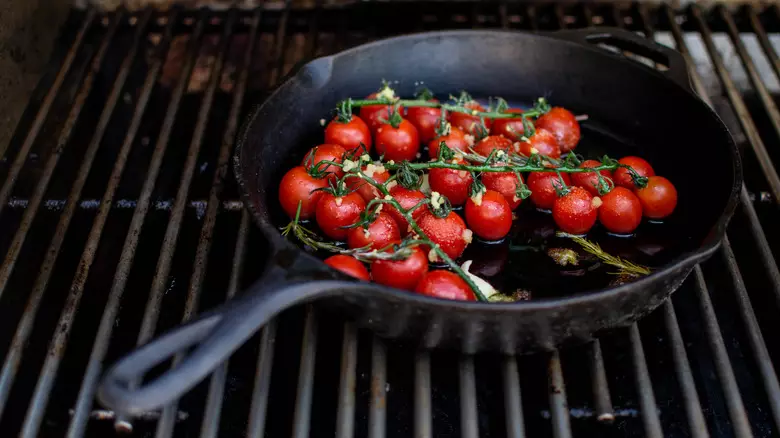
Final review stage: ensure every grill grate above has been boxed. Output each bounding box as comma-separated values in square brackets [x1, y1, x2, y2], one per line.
[1, 2, 780, 437]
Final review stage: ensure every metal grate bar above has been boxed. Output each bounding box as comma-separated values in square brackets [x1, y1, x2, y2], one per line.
[690, 5, 780, 203]
[336, 323, 358, 438]
[737, 186, 780, 303]
[748, 5, 780, 85]
[589, 340, 614, 422]
[547, 350, 571, 438]
[268, 0, 292, 86]
[629, 323, 663, 438]
[0, 11, 122, 303]
[459, 357, 479, 438]
[65, 12, 206, 436]
[292, 308, 318, 438]
[369, 336, 387, 438]
[414, 351, 432, 438]
[502, 357, 526, 438]
[245, 319, 277, 438]
[198, 9, 261, 437]
[0, 10, 96, 191]
[152, 10, 240, 438]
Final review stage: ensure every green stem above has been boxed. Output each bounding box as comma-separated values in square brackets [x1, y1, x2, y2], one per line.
[345, 98, 546, 120]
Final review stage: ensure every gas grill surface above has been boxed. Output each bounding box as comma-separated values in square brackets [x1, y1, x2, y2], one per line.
[1, 2, 780, 437]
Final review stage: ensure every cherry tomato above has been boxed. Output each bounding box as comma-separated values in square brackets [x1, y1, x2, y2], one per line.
[278, 166, 329, 220]
[324, 116, 372, 153]
[428, 125, 470, 159]
[570, 159, 612, 197]
[346, 163, 390, 202]
[414, 270, 476, 301]
[359, 92, 402, 133]
[482, 170, 523, 210]
[324, 255, 369, 281]
[371, 246, 429, 291]
[375, 119, 420, 162]
[302, 144, 347, 182]
[406, 100, 441, 144]
[527, 171, 571, 211]
[449, 101, 492, 136]
[534, 107, 581, 153]
[346, 212, 401, 250]
[598, 186, 643, 234]
[428, 156, 474, 206]
[552, 186, 599, 235]
[315, 192, 366, 240]
[465, 189, 512, 241]
[635, 176, 677, 219]
[513, 128, 561, 159]
[387, 186, 426, 235]
[613, 156, 655, 189]
[492, 108, 526, 140]
[417, 205, 471, 260]
[473, 135, 513, 157]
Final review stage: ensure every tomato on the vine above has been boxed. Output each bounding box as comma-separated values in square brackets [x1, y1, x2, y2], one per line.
[534, 107, 581, 153]
[514, 128, 561, 159]
[346, 211, 401, 250]
[316, 191, 366, 240]
[465, 189, 512, 241]
[527, 171, 571, 210]
[570, 159, 612, 197]
[428, 125, 470, 159]
[414, 270, 476, 301]
[482, 170, 523, 210]
[406, 99, 441, 144]
[417, 200, 471, 260]
[359, 92, 401, 133]
[324, 116, 372, 153]
[635, 176, 677, 219]
[613, 156, 655, 189]
[278, 166, 329, 220]
[346, 163, 390, 202]
[449, 101, 492, 136]
[552, 186, 600, 235]
[371, 246, 429, 291]
[492, 108, 526, 140]
[473, 135, 512, 158]
[387, 185, 427, 235]
[598, 186, 642, 234]
[375, 118, 420, 162]
[302, 144, 347, 182]
[324, 255, 369, 281]
[428, 156, 474, 206]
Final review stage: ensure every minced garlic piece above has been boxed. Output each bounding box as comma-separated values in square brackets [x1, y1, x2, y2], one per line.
[471, 110, 478, 116]
[319, 119, 326, 126]
[529, 147, 539, 155]
[375, 203, 384, 213]
[363, 228, 371, 238]
[470, 187, 485, 206]
[512, 142, 521, 153]
[360, 154, 371, 163]
[387, 160, 395, 166]
[592, 197, 603, 208]
[430, 191, 444, 209]
[496, 149, 506, 158]
[335, 197, 343, 206]
[457, 170, 468, 179]
[462, 229, 473, 244]
[464, 134, 475, 147]
[364, 163, 378, 178]
[342, 159, 357, 172]
[428, 248, 440, 263]
[377, 85, 396, 101]
[385, 180, 398, 191]
[384, 194, 393, 201]
[419, 174, 431, 195]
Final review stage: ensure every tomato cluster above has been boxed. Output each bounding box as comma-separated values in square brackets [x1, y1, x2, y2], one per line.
[278, 85, 678, 302]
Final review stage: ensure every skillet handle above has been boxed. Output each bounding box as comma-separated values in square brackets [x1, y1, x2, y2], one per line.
[97, 250, 354, 415]
[551, 27, 693, 91]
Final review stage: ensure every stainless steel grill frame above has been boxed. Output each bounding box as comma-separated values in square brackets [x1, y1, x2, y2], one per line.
[1, 2, 780, 437]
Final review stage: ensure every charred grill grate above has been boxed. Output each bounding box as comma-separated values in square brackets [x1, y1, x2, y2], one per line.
[1, 2, 780, 437]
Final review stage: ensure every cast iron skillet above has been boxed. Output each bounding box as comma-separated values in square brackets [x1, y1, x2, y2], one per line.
[98, 28, 741, 414]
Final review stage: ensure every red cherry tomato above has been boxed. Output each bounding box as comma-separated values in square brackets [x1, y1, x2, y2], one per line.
[513, 128, 561, 159]
[375, 119, 420, 162]
[613, 156, 655, 189]
[359, 92, 402, 133]
[302, 144, 347, 182]
[315, 192, 366, 240]
[473, 135, 512, 158]
[482, 170, 523, 210]
[635, 176, 678, 219]
[449, 101, 492, 136]
[346, 163, 391, 202]
[598, 187, 643, 234]
[492, 108, 526, 140]
[414, 270, 476, 301]
[465, 190, 512, 241]
[527, 171, 571, 211]
[428, 126, 470, 159]
[278, 166, 329, 220]
[534, 107, 581, 153]
[417, 206, 470, 260]
[324, 255, 369, 281]
[346, 212, 401, 250]
[571, 159, 612, 197]
[407, 100, 441, 144]
[552, 186, 599, 235]
[387, 186, 426, 236]
[324, 116, 372, 153]
[428, 156, 474, 206]
[371, 246, 429, 291]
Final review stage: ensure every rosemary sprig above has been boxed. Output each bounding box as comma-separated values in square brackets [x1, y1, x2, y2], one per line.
[558, 233, 651, 277]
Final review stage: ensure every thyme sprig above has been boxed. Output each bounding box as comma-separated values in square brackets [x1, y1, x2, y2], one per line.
[558, 233, 651, 277]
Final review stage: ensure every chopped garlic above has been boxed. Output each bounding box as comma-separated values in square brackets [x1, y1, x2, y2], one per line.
[363, 228, 371, 238]
[462, 229, 473, 244]
[375, 203, 384, 213]
[496, 149, 506, 158]
[387, 160, 395, 166]
[335, 197, 343, 206]
[364, 163, 378, 178]
[461, 260, 500, 300]
[385, 180, 398, 191]
[470, 187, 485, 206]
[430, 191, 443, 209]
[342, 159, 357, 172]
[512, 142, 521, 153]
[377, 85, 396, 101]
[592, 197, 603, 208]
[471, 110, 478, 116]
[529, 147, 539, 155]
[464, 134, 475, 147]
[416, 152, 422, 159]
[419, 173, 431, 195]
[360, 154, 371, 163]
[457, 170, 468, 179]
[428, 248, 440, 263]
[319, 118, 326, 126]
